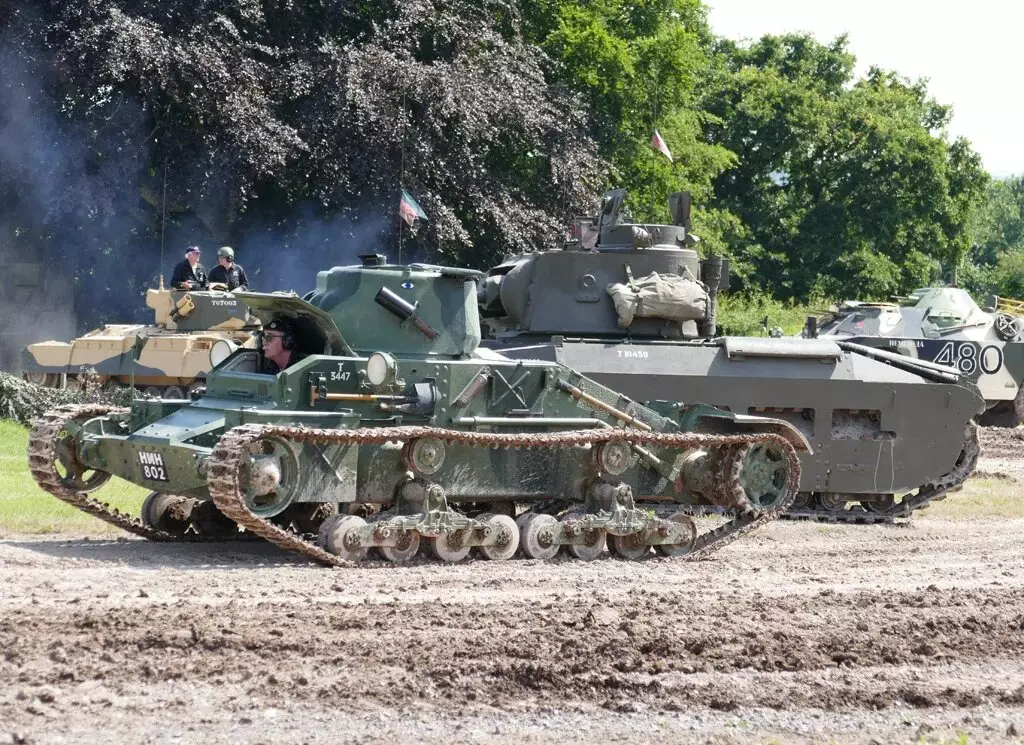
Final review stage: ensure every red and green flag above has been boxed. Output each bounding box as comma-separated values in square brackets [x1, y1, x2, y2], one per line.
[399, 189, 429, 227]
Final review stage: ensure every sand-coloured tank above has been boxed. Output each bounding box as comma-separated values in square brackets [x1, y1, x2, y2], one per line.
[476, 189, 984, 523]
[811, 288, 1024, 427]
[21, 286, 257, 398]
[28, 257, 812, 564]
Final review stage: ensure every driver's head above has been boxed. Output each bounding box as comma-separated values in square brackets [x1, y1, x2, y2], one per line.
[262, 317, 296, 354]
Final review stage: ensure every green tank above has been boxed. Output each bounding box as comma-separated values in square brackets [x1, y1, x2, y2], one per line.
[811, 289, 1024, 427]
[476, 189, 985, 524]
[21, 285, 257, 398]
[28, 257, 812, 564]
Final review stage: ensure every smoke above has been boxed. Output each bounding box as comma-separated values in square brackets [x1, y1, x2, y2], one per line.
[0, 12, 411, 376]
[225, 205, 392, 296]
[0, 23, 82, 371]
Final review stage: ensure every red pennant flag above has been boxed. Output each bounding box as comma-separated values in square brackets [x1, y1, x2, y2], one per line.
[651, 128, 673, 163]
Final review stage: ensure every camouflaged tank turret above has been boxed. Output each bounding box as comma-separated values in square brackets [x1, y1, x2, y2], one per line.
[27, 256, 814, 565]
[812, 288, 1024, 427]
[477, 189, 985, 524]
[21, 286, 257, 399]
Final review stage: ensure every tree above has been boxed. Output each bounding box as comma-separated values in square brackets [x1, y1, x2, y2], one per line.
[0, 0, 606, 328]
[701, 34, 988, 300]
[521, 0, 736, 230]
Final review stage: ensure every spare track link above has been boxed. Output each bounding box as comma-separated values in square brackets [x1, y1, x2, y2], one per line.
[207, 423, 802, 566]
[782, 421, 981, 525]
[27, 404, 203, 542]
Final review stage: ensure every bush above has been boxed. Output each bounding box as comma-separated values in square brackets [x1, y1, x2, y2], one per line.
[716, 291, 833, 337]
[0, 372, 131, 426]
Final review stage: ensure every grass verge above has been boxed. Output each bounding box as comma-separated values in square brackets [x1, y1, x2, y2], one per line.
[923, 475, 1024, 519]
[0, 418, 149, 535]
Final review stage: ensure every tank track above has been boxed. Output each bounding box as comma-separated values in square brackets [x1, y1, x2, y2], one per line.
[206, 423, 802, 565]
[27, 404, 225, 543]
[781, 421, 981, 525]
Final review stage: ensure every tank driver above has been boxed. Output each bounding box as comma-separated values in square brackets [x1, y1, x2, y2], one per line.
[260, 317, 306, 374]
[208, 246, 249, 291]
[170, 246, 208, 290]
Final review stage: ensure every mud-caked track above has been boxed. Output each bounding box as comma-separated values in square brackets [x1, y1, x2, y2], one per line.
[27, 405, 803, 566]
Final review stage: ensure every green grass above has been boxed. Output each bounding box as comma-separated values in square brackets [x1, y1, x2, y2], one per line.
[924, 475, 1024, 519]
[0, 419, 149, 535]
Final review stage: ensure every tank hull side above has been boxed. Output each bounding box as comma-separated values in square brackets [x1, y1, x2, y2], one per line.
[494, 339, 983, 496]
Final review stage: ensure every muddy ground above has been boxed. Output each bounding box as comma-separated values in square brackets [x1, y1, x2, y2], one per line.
[2, 431, 1024, 744]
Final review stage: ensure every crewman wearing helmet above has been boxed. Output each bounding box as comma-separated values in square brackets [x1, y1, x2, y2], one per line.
[207, 246, 249, 291]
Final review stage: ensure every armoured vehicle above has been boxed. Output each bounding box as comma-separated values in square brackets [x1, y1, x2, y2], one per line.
[28, 258, 813, 564]
[21, 286, 257, 398]
[477, 189, 985, 523]
[810, 288, 1024, 427]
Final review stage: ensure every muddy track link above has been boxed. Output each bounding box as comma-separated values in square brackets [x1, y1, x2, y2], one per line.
[28, 404, 223, 543]
[207, 423, 802, 566]
[781, 421, 981, 525]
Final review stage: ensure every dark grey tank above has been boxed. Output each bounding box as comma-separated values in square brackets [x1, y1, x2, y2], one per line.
[478, 189, 985, 523]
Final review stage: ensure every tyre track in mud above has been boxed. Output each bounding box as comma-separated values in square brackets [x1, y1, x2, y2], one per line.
[2, 585, 1024, 716]
[3, 515, 1024, 744]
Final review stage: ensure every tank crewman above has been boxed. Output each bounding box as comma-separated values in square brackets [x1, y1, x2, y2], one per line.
[169, 246, 208, 290]
[207, 246, 249, 291]
[260, 317, 306, 374]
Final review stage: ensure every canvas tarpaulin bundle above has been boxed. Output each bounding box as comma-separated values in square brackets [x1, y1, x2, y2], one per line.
[606, 270, 709, 327]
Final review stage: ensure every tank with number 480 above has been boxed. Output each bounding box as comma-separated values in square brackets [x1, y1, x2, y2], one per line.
[810, 288, 1024, 427]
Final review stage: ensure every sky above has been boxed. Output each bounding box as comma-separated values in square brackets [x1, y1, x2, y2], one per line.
[706, 0, 1022, 177]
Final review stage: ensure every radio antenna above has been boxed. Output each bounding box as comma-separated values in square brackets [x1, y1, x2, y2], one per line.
[159, 161, 168, 288]
[398, 88, 407, 265]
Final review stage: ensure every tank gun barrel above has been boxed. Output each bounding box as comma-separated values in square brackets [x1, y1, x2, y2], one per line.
[374, 287, 440, 340]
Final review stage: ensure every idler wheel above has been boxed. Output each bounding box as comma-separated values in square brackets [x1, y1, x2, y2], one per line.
[475, 514, 520, 561]
[52, 424, 111, 493]
[566, 530, 605, 561]
[23, 372, 63, 388]
[609, 532, 650, 561]
[816, 493, 847, 512]
[862, 495, 896, 514]
[378, 531, 421, 564]
[653, 512, 698, 558]
[190, 500, 237, 538]
[141, 492, 193, 536]
[317, 515, 368, 562]
[427, 532, 472, 563]
[243, 436, 301, 519]
[790, 492, 813, 511]
[519, 514, 560, 560]
[733, 443, 791, 512]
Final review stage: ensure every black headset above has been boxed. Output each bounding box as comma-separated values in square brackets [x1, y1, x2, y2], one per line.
[265, 320, 296, 351]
